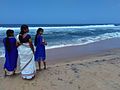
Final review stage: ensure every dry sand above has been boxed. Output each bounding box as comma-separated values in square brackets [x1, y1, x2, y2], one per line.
[0, 38, 120, 90]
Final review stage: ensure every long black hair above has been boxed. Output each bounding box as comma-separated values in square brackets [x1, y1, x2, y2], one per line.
[5, 29, 14, 52]
[19, 24, 29, 43]
[34, 28, 44, 46]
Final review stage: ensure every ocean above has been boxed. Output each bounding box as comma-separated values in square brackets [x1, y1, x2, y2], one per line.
[0, 24, 120, 57]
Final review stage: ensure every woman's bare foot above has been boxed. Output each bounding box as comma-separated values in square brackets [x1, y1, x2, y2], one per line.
[44, 66, 46, 70]
[37, 68, 42, 71]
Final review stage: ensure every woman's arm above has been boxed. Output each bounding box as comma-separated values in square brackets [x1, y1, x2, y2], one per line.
[42, 38, 47, 45]
[29, 39, 34, 54]
[16, 41, 21, 47]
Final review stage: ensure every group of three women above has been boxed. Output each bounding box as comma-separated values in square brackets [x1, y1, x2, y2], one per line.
[3, 25, 47, 80]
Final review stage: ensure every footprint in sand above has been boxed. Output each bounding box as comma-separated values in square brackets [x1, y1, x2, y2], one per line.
[58, 77, 63, 81]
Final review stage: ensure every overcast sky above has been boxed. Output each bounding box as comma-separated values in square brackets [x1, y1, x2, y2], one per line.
[0, 0, 120, 24]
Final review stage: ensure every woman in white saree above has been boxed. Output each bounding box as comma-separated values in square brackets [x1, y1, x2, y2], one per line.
[17, 25, 36, 79]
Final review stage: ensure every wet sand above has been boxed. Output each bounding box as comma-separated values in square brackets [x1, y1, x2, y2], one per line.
[46, 38, 120, 64]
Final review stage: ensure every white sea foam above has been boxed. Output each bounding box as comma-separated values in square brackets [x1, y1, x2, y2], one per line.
[46, 32, 120, 49]
[43, 24, 117, 29]
[0, 32, 120, 56]
[0, 48, 5, 58]
[0, 24, 119, 31]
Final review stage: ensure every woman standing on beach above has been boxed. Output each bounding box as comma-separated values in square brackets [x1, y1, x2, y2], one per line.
[16, 25, 36, 79]
[34, 28, 47, 70]
[3, 29, 18, 76]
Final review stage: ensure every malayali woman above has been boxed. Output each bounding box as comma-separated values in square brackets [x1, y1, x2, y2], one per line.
[3, 29, 18, 76]
[16, 25, 36, 79]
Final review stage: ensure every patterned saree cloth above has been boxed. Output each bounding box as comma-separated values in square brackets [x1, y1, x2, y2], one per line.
[16, 35, 36, 79]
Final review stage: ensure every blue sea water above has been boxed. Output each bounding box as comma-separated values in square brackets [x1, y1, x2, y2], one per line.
[0, 24, 120, 57]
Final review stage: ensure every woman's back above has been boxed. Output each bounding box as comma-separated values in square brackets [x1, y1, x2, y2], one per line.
[3, 31, 18, 74]
[19, 34, 31, 43]
[3, 37, 17, 53]
[17, 24, 36, 80]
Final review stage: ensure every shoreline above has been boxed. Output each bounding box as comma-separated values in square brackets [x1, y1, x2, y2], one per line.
[1, 38, 120, 65]
[46, 37, 120, 65]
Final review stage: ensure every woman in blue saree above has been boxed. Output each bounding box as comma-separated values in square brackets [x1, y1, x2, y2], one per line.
[34, 28, 47, 70]
[3, 29, 18, 76]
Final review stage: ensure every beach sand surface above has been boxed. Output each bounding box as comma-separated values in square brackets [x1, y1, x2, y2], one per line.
[0, 38, 120, 90]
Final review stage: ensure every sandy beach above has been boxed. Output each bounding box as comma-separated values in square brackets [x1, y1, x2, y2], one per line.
[1, 38, 120, 90]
